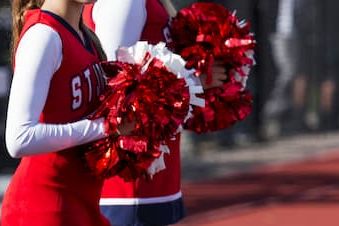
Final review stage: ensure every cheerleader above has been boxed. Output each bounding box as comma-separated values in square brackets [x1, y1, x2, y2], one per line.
[83, 1, 226, 225]
[1, 0, 131, 225]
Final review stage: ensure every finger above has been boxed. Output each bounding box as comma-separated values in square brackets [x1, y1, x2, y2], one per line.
[213, 67, 225, 73]
[213, 72, 227, 80]
[214, 80, 224, 87]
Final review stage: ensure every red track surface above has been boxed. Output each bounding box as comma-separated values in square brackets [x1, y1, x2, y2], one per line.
[178, 152, 339, 226]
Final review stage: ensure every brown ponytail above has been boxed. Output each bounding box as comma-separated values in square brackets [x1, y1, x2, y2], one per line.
[11, 0, 44, 58]
[11, 1, 106, 62]
[81, 22, 107, 61]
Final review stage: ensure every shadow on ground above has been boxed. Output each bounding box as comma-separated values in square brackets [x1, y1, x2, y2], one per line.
[182, 153, 339, 216]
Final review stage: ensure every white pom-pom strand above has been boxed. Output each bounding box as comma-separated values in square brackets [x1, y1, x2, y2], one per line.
[116, 41, 205, 126]
[115, 41, 205, 178]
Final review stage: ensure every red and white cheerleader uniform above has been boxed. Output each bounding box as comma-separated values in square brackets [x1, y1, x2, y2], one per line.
[1, 9, 109, 226]
[83, 0, 185, 225]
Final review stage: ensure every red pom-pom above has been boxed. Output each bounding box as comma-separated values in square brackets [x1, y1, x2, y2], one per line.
[168, 2, 256, 132]
[84, 42, 203, 180]
[169, 2, 255, 79]
[185, 83, 252, 133]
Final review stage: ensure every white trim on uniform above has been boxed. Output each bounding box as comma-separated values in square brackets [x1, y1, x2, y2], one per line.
[99, 191, 182, 205]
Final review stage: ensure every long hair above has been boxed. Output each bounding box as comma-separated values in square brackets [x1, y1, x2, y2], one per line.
[11, 0, 44, 58]
[81, 22, 107, 61]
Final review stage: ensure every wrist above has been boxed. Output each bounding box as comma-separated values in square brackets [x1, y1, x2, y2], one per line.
[112, 129, 120, 139]
[101, 118, 120, 138]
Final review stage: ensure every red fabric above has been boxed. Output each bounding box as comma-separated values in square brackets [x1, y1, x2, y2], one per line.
[82, 4, 95, 31]
[101, 135, 181, 198]
[140, 0, 169, 44]
[82, 0, 180, 199]
[83, 0, 169, 45]
[99, 0, 182, 199]
[81, 0, 181, 199]
[1, 9, 109, 226]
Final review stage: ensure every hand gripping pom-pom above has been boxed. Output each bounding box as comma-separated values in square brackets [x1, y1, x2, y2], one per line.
[84, 42, 204, 180]
[168, 2, 256, 133]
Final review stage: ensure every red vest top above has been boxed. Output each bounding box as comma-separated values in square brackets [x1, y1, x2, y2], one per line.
[83, 0, 181, 201]
[1, 9, 108, 226]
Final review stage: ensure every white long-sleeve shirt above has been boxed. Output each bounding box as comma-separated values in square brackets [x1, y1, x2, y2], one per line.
[6, 23, 106, 158]
[91, 0, 147, 60]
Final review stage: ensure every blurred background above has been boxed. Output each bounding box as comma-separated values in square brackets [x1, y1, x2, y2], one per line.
[1, 0, 339, 225]
[0, 0, 13, 174]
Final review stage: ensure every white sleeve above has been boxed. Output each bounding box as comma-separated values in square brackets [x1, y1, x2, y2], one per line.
[6, 24, 106, 158]
[92, 0, 147, 60]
